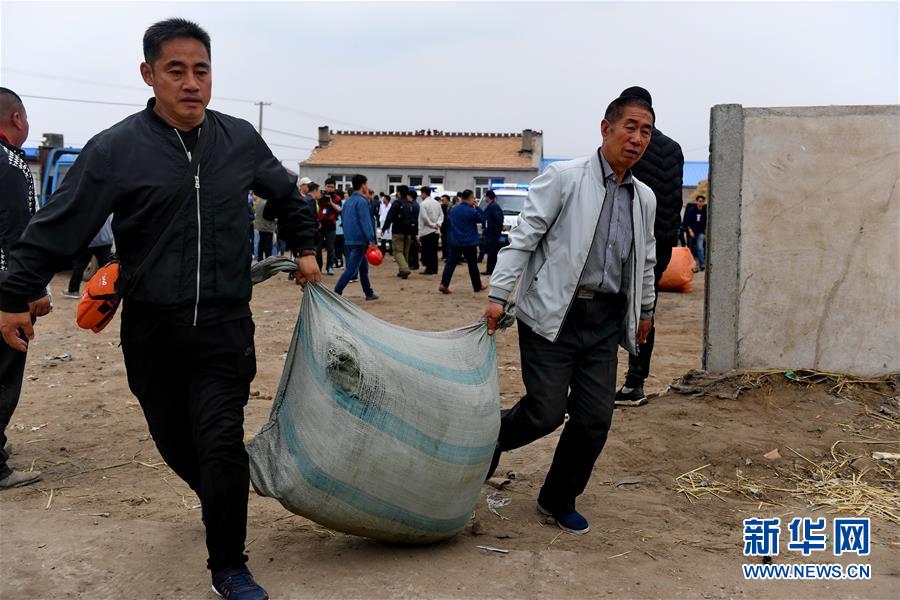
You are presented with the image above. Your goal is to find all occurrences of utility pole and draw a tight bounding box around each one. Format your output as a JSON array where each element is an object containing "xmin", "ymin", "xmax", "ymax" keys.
[{"xmin": 254, "ymin": 101, "xmax": 272, "ymax": 135}]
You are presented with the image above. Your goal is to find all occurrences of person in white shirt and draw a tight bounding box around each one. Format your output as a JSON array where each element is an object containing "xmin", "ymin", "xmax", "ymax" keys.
[
  {"xmin": 377, "ymin": 193, "xmax": 393, "ymax": 255},
  {"xmin": 417, "ymin": 186, "xmax": 444, "ymax": 275}
]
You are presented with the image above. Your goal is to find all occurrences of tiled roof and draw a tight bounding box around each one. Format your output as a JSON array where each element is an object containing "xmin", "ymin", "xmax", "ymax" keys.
[{"xmin": 302, "ymin": 130, "xmax": 541, "ymax": 170}]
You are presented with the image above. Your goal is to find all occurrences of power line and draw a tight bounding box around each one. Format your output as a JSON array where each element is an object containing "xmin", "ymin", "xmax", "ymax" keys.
[
  {"xmin": 269, "ymin": 103, "xmax": 369, "ymax": 129},
  {"xmin": 9, "ymin": 66, "xmax": 366, "ymax": 125},
  {"xmin": 266, "ymin": 127, "xmax": 318, "ymax": 141},
  {"xmin": 20, "ymin": 94, "xmax": 144, "ymax": 107},
  {"xmin": 4, "ymin": 68, "xmax": 257, "ymax": 104},
  {"xmin": 266, "ymin": 141, "xmax": 313, "ymax": 152}
]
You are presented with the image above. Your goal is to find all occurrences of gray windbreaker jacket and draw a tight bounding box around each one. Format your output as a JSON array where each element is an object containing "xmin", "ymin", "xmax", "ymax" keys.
[{"xmin": 488, "ymin": 151, "xmax": 657, "ymax": 355}]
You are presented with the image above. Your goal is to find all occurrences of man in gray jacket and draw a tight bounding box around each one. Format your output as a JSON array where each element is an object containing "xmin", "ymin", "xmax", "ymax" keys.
[{"xmin": 482, "ymin": 94, "xmax": 657, "ymax": 534}]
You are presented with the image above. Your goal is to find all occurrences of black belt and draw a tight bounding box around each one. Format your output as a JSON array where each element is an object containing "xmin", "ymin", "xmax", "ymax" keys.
[{"xmin": 575, "ymin": 287, "xmax": 625, "ymax": 303}]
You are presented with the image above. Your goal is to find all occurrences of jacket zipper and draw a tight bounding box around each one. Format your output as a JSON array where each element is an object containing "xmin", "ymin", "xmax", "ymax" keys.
[
  {"xmin": 553, "ymin": 160, "xmax": 611, "ymax": 341},
  {"xmin": 174, "ymin": 128, "xmax": 202, "ymax": 326}
]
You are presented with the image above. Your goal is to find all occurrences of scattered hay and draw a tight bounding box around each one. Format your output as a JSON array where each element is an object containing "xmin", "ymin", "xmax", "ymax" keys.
[
  {"xmin": 675, "ymin": 464, "xmax": 732, "ymax": 503},
  {"xmin": 675, "ymin": 446, "xmax": 900, "ymax": 525},
  {"xmin": 670, "ymin": 368, "xmax": 898, "ymax": 401}
]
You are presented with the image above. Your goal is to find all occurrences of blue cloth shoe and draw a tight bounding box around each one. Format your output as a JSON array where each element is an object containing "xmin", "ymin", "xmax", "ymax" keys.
[
  {"xmin": 537, "ymin": 502, "xmax": 590, "ymax": 535},
  {"xmin": 212, "ymin": 568, "xmax": 269, "ymax": 600}
]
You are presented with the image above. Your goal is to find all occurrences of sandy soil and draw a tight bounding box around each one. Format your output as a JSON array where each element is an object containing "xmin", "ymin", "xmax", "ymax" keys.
[{"xmin": 1, "ymin": 264, "xmax": 898, "ymax": 599}]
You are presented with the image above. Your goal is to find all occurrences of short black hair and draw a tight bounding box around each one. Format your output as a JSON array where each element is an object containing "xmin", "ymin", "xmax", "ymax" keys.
[
  {"xmin": 351, "ymin": 174, "xmax": 367, "ymax": 190},
  {"xmin": 307, "ymin": 182, "xmax": 319, "ymax": 192},
  {"xmin": 324, "ymin": 177, "xmax": 336, "ymax": 186},
  {"xmin": 407, "ymin": 189, "xmax": 417, "ymax": 199},
  {"xmin": 604, "ymin": 96, "xmax": 655, "ymax": 125},
  {"xmin": 420, "ymin": 186, "xmax": 431, "ymax": 196},
  {"xmin": 485, "ymin": 190, "xmax": 496, "ymax": 200},
  {"xmin": 143, "ymin": 18, "xmax": 211, "ymax": 66},
  {"xmin": 460, "ymin": 189, "xmax": 475, "ymax": 201},
  {"xmin": 0, "ymin": 87, "xmax": 25, "ymax": 120},
  {"xmin": 397, "ymin": 185, "xmax": 409, "ymax": 196},
  {"xmin": 696, "ymin": 195, "xmax": 706, "ymax": 201}
]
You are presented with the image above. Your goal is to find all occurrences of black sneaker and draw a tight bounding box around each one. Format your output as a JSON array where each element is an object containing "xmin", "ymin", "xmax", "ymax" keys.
[
  {"xmin": 614, "ymin": 385, "xmax": 647, "ymax": 407},
  {"xmin": 211, "ymin": 568, "xmax": 268, "ymax": 600},
  {"xmin": 365, "ymin": 294, "xmax": 379, "ymax": 301}
]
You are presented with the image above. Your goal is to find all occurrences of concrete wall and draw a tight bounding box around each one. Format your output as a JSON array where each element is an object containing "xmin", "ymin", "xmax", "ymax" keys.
[
  {"xmin": 705, "ymin": 105, "xmax": 900, "ymax": 376},
  {"xmin": 296, "ymin": 166, "xmax": 538, "ymax": 195}
]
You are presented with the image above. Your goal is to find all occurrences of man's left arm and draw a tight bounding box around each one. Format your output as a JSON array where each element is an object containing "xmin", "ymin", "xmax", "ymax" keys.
[{"xmin": 251, "ymin": 132, "xmax": 320, "ymax": 284}]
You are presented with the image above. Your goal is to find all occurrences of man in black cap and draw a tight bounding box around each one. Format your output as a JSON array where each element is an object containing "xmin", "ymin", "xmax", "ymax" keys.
[{"xmin": 614, "ymin": 86, "xmax": 684, "ymax": 407}]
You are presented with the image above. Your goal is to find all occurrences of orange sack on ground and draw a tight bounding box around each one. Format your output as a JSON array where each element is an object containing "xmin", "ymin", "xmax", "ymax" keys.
[{"xmin": 659, "ymin": 246, "xmax": 695, "ymax": 293}]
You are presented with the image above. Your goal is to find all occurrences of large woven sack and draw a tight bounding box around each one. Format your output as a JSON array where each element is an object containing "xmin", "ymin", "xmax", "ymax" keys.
[
  {"xmin": 659, "ymin": 246, "xmax": 696, "ymax": 293},
  {"xmin": 247, "ymin": 258, "xmax": 500, "ymax": 544}
]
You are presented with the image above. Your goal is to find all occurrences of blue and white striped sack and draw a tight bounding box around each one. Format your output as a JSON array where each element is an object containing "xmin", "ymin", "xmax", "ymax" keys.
[{"xmin": 247, "ymin": 260, "xmax": 500, "ymax": 543}]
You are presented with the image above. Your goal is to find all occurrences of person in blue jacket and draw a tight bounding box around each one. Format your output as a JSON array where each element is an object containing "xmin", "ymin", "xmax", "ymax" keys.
[
  {"xmin": 334, "ymin": 174, "xmax": 379, "ymax": 300},
  {"xmin": 439, "ymin": 189, "xmax": 488, "ymax": 294},
  {"xmin": 481, "ymin": 190, "xmax": 505, "ymax": 275}
]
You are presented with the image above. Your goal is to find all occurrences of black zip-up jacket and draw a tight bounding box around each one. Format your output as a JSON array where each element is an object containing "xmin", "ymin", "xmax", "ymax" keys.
[
  {"xmin": 0, "ymin": 100, "xmax": 318, "ymax": 324},
  {"xmin": 630, "ymin": 127, "xmax": 684, "ymax": 243},
  {"xmin": 0, "ymin": 139, "xmax": 45, "ymax": 303},
  {"xmin": 382, "ymin": 199, "xmax": 419, "ymax": 236}
]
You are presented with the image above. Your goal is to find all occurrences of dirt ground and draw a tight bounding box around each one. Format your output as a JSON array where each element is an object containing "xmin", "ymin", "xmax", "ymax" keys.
[{"xmin": 1, "ymin": 264, "xmax": 898, "ymax": 599}]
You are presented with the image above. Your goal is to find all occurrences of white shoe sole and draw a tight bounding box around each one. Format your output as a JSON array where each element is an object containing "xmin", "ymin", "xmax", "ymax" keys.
[
  {"xmin": 614, "ymin": 397, "xmax": 648, "ymax": 407},
  {"xmin": 211, "ymin": 585, "xmax": 223, "ymax": 598}
]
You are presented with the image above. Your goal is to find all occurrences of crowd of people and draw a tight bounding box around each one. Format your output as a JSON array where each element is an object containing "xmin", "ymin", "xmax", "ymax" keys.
[
  {"xmin": 0, "ymin": 16, "xmax": 696, "ymax": 600},
  {"xmin": 248, "ymin": 176, "xmax": 511, "ymax": 300}
]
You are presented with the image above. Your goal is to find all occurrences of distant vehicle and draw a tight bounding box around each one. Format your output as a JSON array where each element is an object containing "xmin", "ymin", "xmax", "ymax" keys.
[
  {"xmin": 39, "ymin": 147, "xmax": 80, "ymax": 207},
  {"xmin": 36, "ymin": 148, "xmax": 103, "ymax": 280},
  {"xmin": 480, "ymin": 183, "xmax": 529, "ymax": 246}
]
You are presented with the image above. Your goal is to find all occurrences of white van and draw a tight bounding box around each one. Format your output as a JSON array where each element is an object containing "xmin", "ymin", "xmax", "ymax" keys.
[{"xmin": 480, "ymin": 184, "xmax": 529, "ymax": 245}]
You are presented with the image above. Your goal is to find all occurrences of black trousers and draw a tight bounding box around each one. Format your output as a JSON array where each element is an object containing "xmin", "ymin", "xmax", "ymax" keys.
[
  {"xmin": 420, "ymin": 232, "xmax": 440, "ymax": 274},
  {"xmin": 440, "ymin": 245, "xmax": 482, "ymax": 291},
  {"xmin": 499, "ymin": 295, "xmax": 624, "ymax": 514},
  {"xmin": 257, "ymin": 231, "xmax": 274, "ymax": 262},
  {"xmin": 120, "ymin": 310, "xmax": 256, "ymax": 573},
  {"xmin": 624, "ymin": 238, "xmax": 674, "ymax": 389},
  {"xmin": 334, "ymin": 234, "xmax": 345, "ymax": 267},
  {"xmin": 315, "ymin": 229, "xmax": 336, "ymax": 270},
  {"xmin": 484, "ymin": 236, "xmax": 501, "ymax": 275},
  {"xmin": 67, "ymin": 244, "xmax": 113, "ymax": 293},
  {"xmin": 0, "ymin": 338, "xmax": 28, "ymax": 479},
  {"xmin": 440, "ymin": 226, "xmax": 450, "ymax": 259},
  {"xmin": 408, "ymin": 238, "xmax": 420, "ymax": 270}
]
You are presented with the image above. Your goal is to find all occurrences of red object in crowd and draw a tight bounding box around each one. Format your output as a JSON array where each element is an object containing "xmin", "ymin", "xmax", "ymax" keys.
[{"xmin": 366, "ymin": 246, "xmax": 384, "ymax": 266}]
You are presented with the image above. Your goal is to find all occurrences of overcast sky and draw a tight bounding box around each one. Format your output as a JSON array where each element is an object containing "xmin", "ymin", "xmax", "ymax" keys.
[{"xmin": 1, "ymin": 1, "xmax": 897, "ymax": 166}]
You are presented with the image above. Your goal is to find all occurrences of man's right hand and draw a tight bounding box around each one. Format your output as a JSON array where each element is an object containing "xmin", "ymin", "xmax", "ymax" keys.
[
  {"xmin": 0, "ymin": 311, "xmax": 34, "ymax": 352},
  {"xmin": 482, "ymin": 301, "xmax": 504, "ymax": 336}
]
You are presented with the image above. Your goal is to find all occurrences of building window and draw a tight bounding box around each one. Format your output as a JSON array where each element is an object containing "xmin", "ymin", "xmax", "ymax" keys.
[
  {"xmin": 474, "ymin": 177, "xmax": 506, "ymax": 198},
  {"xmin": 328, "ymin": 174, "xmax": 352, "ymax": 193},
  {"xmin": 428, "ymin": 176, "xmax": 444, "ymax": 187},
  {"xmin": 388, "ymin": 175, "xmax": 403, "ymax": 196},
  {"xmin": 408, "ymin": 175, "xmax": 423, "ymax": 188},
  {"xmin": 474, "ymin": 177, "xmax": 492, "ymax": 198}
]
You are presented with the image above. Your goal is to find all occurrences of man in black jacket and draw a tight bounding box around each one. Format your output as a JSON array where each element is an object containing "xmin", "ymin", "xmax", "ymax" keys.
[
  {"xmin": 382, "ymin": 185, "xmax": 419, "ymax": 279},
  {"xmin": 0, "ymin": 88, "xmax": 52, "ymax": 491},
  {"xmin": 0, "ymin": 20, "xmax": 319, "ymax": 600},
  {"xmin": 614, "ymin": 86, "xmax": 684, "ymax": 407},
  {"xmin": 481, "ymin": 190, "xmax": 504, "ymax": 276}
]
